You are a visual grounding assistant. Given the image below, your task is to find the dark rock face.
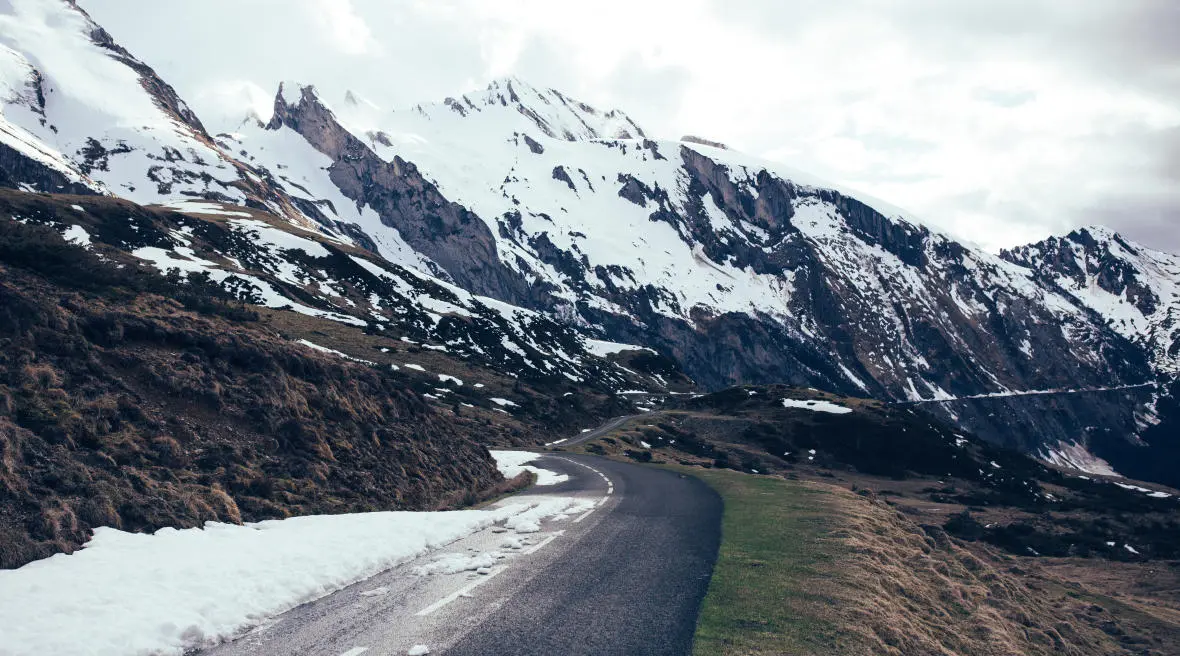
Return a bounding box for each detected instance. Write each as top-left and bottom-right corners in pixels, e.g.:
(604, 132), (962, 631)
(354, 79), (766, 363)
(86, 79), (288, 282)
(266, 85), (541, 305)
(522, 134), (545, 155)
(1089, 377), (1180, 488)
(552, 165), (577, 193)
(0, 142), (96, 196)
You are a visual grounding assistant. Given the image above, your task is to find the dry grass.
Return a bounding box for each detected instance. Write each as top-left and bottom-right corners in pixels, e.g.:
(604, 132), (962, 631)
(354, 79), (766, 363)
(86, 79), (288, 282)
(793, 480), (1179, 654)
(683, 466), (1180, 655)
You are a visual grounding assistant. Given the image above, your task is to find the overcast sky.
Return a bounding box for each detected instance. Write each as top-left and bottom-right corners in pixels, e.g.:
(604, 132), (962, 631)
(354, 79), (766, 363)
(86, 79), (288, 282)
(83, 0), (1180, 253)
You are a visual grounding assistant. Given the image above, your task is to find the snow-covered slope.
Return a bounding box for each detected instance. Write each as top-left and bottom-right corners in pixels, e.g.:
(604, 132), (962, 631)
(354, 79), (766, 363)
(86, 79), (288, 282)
(260, 78), (1142, 393)
(1003, 226), (1180, 375)
(0, 0), (348, 235)
(0, 0), (236, 200)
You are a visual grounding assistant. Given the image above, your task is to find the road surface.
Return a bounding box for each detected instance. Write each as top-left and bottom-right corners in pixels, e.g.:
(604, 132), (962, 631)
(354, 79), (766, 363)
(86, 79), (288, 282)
(551, 414), (643, 448)
(199, 452), (721, 656)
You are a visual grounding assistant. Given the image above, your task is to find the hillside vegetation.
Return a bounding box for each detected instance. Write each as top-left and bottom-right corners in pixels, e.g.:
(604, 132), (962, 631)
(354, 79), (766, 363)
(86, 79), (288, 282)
(0, 217), (504, 568)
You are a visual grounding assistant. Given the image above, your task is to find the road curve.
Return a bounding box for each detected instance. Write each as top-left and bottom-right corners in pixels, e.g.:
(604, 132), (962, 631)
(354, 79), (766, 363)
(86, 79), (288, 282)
(556, 414), (644, 448)
(199, 453), (721, 656)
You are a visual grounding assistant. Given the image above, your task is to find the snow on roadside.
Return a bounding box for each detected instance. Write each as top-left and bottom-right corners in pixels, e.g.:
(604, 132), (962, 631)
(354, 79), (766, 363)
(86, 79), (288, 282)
(0, 499), (575, 655)
(491, 450), (569, 486)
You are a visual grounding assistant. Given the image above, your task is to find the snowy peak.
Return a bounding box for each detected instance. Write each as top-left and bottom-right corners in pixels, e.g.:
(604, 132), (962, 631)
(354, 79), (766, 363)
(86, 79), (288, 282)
(435, 76), (646, 142)
(0, 0), (256, 204)
(272, 80), (327, 119)
(1003, 226), (1180, 373)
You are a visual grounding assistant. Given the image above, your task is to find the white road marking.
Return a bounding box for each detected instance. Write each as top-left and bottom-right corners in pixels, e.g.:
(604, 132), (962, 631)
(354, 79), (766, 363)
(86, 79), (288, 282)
(338, 648), (369, 656)
(548, 455), (616, 498)
(415, 566), (507, 616)
(523, 532), (561, 554)
(573, 506), (597, 523)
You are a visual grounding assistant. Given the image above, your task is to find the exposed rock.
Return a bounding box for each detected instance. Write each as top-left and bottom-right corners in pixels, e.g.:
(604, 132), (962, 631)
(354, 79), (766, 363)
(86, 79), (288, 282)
(0, 142), (96, 196)
(681, 135), (729, 150)
(266, 84), (539, 305)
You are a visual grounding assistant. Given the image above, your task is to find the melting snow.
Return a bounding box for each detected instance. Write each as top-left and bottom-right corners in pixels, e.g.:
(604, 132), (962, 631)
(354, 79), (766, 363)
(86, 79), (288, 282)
(490, 451), (568, 486)
(782, 398), (852, 414)
(62, 224), (91, 246)
(163, 200), (253, 217)
(0, 501), (574, 655)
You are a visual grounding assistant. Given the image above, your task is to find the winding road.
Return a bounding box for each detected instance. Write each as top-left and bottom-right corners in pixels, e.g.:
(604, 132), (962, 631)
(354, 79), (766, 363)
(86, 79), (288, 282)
(551, 414), (644, 448)
(199, 452), (722, 656)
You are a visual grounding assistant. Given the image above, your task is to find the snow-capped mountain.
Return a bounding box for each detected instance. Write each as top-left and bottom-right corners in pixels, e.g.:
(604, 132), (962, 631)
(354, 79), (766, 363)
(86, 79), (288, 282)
(1002, 226), (1180, 376)
(0, 0), (673, 397)
(0, 0), (1175, 485)
(245, 76), (1160, 459)
(0, 0), (349, 234)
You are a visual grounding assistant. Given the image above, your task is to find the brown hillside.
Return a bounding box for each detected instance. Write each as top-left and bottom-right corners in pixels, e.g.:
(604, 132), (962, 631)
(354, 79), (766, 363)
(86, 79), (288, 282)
(0, 218), (502, 568)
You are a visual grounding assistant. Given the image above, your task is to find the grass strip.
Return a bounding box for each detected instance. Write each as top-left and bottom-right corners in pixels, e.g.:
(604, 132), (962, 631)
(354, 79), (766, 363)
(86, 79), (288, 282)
(688, 469), (847, 655)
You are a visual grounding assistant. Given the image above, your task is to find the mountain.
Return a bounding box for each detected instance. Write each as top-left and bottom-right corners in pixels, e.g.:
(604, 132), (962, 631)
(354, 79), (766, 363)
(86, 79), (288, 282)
(1001, 225), (1180, 376)
(0, 0), (342, 232)
(0, 0), (1175, 489)
(247, 77), (1163, 471)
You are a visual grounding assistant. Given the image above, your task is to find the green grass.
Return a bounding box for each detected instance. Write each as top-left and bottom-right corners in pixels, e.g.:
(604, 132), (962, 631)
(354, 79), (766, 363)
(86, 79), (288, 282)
(687, 468), (847, 655)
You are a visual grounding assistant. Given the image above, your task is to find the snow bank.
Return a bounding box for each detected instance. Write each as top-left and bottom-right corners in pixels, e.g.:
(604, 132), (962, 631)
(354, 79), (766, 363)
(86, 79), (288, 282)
(0, 501), (567, 655)
(490, 450), (569, 486)
(782, 398), (853, 414)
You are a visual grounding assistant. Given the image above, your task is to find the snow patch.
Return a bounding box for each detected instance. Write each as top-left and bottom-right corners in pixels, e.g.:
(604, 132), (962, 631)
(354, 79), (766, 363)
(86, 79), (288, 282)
(782, 398), (852, 414)
(490, 450), (569, 486)
(62, 224), (91, 246)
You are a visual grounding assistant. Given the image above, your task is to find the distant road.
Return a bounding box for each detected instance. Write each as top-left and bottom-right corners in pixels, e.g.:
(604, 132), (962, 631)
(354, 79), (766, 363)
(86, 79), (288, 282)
(200, 453), (721, 656)
(898, 382), (1158, 405)
(552, 414), (644, 448)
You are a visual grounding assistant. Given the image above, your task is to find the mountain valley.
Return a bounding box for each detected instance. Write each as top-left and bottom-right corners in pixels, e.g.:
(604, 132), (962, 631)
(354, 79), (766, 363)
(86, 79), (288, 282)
(0, 2), (1178, 654)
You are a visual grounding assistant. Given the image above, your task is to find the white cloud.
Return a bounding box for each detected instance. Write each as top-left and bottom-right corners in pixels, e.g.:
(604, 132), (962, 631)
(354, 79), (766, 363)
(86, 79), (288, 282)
(307, 0), (376, 56)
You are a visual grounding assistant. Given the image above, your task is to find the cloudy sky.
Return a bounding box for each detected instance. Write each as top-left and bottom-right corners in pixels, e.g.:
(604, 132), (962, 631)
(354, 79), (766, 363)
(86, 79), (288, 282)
(83, 0), (1179, 253)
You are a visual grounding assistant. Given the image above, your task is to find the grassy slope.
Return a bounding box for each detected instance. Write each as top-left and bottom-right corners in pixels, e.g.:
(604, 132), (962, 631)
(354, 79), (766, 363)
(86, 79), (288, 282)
(689, 468), (852, 655)
(682, 464), (1180, 655)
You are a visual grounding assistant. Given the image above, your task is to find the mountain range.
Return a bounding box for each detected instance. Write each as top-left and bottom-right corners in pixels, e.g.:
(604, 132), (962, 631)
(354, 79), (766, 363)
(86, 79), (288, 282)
(1, 0), (1176, 488)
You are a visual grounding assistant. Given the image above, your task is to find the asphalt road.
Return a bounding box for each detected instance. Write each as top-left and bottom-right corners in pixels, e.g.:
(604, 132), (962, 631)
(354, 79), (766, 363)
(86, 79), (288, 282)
(199, 452), (721, 656)
(554, 414), (643, 448)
